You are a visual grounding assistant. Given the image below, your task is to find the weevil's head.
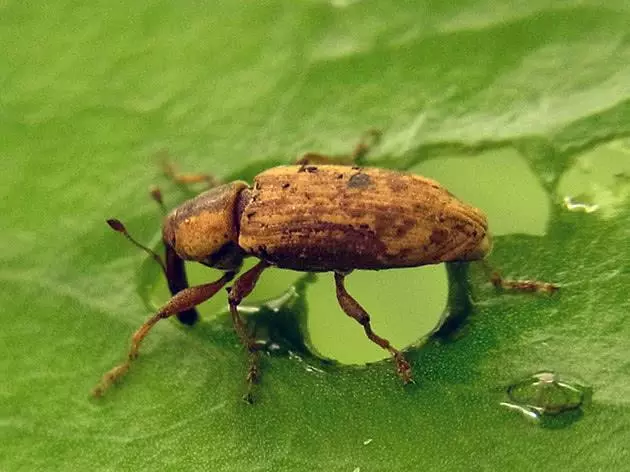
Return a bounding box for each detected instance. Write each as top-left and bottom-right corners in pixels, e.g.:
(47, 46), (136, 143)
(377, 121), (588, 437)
(163, 181), (249, 271)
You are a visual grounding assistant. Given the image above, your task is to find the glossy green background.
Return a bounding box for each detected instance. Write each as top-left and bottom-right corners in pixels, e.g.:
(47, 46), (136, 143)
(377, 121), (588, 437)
(2, 1), (630, 470)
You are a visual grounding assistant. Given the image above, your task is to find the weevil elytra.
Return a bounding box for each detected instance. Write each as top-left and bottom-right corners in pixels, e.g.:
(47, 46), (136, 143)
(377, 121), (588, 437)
(93, 131), (558, 402)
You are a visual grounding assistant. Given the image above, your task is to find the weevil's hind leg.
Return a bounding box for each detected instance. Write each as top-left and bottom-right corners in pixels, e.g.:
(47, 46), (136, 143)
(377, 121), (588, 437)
(296, 128), (382, 166)
(92, 271), (236, 398)
(481, 261), (560, 294)
(333, 271), (413, 384)
(226, 260), (271, 403)
(295, 152), (353, 166)
(351, 128), (382, 165)
(156, 150), (220, 190)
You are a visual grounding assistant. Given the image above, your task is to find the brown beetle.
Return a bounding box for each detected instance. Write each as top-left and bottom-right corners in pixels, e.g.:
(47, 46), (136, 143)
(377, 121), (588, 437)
(93, 133), (557, 401)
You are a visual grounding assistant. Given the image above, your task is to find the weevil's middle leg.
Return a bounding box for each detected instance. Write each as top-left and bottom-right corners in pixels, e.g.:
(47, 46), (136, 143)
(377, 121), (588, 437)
(296, 128), (382, 166)
(333, 271), (413, 384)
(157, 152), (219, 189)
(91, 271), (235, 398)
(351, 128), (382, 164)
(227, 260), (271, 403)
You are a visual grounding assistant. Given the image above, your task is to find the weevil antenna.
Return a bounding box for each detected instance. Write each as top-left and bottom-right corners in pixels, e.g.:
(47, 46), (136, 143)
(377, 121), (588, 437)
(149, 185), (167, 215)
(106, 219), (167, 276)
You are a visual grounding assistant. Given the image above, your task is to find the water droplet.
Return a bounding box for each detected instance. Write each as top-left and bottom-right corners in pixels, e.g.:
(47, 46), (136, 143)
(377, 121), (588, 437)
(557, 140), (630, 218)
(502, 371), (588, 424)
(289, 351), (326, 374)
(562, 196), (599, 214)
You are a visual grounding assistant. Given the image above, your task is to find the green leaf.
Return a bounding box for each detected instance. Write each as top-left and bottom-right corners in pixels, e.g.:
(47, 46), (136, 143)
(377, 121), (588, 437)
(2, 1), (630, 470)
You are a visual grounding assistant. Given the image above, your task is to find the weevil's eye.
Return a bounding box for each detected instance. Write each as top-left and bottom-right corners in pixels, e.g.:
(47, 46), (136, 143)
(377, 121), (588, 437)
(163, 218), (177, 249)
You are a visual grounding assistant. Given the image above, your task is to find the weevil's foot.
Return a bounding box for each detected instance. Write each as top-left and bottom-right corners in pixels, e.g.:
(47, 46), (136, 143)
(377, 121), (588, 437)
(91, 384), (106, 398)
(91, 362), (130, 398)
(246, 364), (260, 385)
(241, 351), (261, 404)
(242, 392), (255, 405)
(394, 353), (413, 385)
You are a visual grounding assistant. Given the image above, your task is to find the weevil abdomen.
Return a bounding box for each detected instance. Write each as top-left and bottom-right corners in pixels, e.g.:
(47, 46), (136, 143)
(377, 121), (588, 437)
(238, 165), (490, 271)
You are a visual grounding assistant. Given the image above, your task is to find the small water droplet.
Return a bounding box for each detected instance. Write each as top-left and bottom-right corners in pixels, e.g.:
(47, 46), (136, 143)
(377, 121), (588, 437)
(557, 140), (630, 219)
(563, 196), (599, 214)
(289, 351), (326, 374)
(502, 371), (588, 424)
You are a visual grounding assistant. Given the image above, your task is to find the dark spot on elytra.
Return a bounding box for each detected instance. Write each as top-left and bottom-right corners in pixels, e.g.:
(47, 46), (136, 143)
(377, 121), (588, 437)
(374, 212), (397, 237)
(282, 182), (290, 189)
(336, 173), (344, 179)
(347, 173), (372, 189)
(430, 228), (449, 245)
(373, 211), (415, 239)
(393, 217), (415, 238)
(388, 178), (409, 193)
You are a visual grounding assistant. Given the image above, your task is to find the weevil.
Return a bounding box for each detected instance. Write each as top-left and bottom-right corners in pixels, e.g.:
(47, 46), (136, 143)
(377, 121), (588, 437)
(93, 131), (558, 401)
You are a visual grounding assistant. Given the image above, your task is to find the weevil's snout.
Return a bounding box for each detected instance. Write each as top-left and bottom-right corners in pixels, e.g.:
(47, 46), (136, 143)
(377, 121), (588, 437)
(161, 182), (249, 269)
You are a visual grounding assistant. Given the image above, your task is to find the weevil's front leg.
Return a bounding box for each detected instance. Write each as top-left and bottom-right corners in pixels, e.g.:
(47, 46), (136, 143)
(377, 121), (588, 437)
(482, 262), (560, 294)
(296, 129), (382, 166)
(92, 271), (235, 398)
(226, 260), (271, 403)
(333, 271), (413, 384)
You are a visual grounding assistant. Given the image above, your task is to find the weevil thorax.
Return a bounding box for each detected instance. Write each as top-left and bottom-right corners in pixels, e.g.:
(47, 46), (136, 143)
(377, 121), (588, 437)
(162, 181), (249, 270)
